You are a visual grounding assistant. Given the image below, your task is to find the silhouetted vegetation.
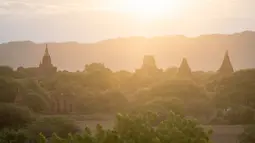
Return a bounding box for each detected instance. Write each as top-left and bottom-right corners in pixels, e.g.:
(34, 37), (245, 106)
(0, 45), (255, 143)
(0, 103), (34, 129)
(1, 53), (255, 124)
(239, 125), (255, 143)
(0, 112), (212, 143)
(25, 117), (80, 140)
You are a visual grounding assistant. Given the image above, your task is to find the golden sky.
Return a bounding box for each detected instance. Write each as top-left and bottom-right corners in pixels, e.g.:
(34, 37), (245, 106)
(0, 0), (254, 42)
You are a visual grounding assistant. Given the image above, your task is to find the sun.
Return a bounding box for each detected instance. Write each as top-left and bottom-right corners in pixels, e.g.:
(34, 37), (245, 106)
(124, 0), (179, 19)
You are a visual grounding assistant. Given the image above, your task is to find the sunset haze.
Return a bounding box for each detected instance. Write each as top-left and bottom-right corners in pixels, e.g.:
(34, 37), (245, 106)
(0, 0), (254, 42)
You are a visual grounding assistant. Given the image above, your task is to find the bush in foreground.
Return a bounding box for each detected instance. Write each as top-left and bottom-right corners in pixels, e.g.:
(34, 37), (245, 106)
(25, 117), (80, 140)
(225, 106), (255, 125)
(239, 125), (255, 143)
(0, 129), (27, 143)
(37, 111), (212, 143)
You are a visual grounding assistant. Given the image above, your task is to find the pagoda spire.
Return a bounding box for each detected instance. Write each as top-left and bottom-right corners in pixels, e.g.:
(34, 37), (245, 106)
(218, 50), (234, 75)
(44, 44), (50, 56)
(177, 58), (192, 78)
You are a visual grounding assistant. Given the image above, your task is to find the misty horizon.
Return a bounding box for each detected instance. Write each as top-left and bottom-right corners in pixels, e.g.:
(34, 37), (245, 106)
(2, 30), (255, 44)
(1, 31), (255, 72)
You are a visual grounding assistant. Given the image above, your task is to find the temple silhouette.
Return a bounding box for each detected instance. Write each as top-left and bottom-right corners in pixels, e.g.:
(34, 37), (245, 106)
(218, 51), (234, 75)
(38, 44), (57, 75)
(137, 50), (234, 79)
(17, 46), (234, 79)
(17, 44), (57, 76)
(177, 58), (192, 78)
(15, 48), (235, 113)
(135, 55), (162, 77)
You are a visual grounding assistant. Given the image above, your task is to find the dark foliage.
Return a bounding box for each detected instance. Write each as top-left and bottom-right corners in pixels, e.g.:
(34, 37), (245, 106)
(224, 106), (255, 125)
(0, 77), (18, 103)
(0, 104), (34, 129)
(25, 117), (80, 140)
(0, 129), (27, 143)
(0, 66), (14, 76)
(239, 125), (255, 143)
(214, 69), (255, 108)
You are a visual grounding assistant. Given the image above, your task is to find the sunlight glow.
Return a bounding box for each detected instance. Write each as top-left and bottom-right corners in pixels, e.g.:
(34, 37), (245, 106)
(123, 0), (181, 19)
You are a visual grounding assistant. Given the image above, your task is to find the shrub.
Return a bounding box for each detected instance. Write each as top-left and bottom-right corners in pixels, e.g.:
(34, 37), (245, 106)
(0, 77), (18, 103)
(239, 125), (255, 143)
(114, 111), (212, 143)
(214, 69), (255, 108)
(0, 129), (27, 143)
(21, 92), (49, 112)
(150, 79), (207, 100)
(0, 66), (13, 76)
(37, 111), (212, 143)
(17, 78), (51, 112)
(25, 117), (80, 140)
(224, 106), (255, 125)
(101, 89), (128, 111)
(0, 103), (34, 129)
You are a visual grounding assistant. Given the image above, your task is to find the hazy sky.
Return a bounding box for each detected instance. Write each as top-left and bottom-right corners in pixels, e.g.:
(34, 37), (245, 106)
(0, 0), (254, 43)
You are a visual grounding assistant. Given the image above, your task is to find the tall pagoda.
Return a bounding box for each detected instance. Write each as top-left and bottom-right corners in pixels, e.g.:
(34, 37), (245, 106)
(38, 44), (57, 74)
(176, 58), (192, 78)
(141, 55), (157, 70)
(218, 50), (234, 75)
(135, 55), (161, 76)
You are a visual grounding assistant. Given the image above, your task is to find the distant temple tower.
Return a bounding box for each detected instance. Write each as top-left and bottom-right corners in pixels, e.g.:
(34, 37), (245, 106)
(39, 44), (57, 75)
(218, 50), (234, 75)
(142, 55), (157, 70)
(176, 58), (192, 78)
(135, 55), (161, 76)
(40, 45), (52, 68)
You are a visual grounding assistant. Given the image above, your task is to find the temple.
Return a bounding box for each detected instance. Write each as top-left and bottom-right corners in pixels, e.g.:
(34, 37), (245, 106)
(218, 50), (234, 75)
(38, 44), (57, 75)
(135, 55), (162, 76)
(176, 58), (192, 78)
(17, 44), (57, 76)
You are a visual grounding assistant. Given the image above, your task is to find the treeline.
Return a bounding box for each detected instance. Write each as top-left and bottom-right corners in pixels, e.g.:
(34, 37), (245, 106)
(1, 63), (255, 142)
(1, 63), (255, 124)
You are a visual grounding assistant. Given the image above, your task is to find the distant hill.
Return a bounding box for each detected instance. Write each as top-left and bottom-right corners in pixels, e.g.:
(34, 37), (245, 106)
(0, 31), (255, 72)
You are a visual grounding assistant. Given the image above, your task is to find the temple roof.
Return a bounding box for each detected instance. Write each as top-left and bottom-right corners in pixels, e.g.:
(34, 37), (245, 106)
(218, 50), (234, 75)
(142, 55), (156, 68)
(177, 58), (192, 77)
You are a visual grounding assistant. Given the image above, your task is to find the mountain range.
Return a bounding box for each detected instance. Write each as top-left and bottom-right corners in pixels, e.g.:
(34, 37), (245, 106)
(0, 31), (255, 72)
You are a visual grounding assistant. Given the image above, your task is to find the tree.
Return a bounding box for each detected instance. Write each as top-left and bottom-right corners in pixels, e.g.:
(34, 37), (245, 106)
(84, 63), (111, 74)
(223, 106), (255, 124)
(113, 70), (132, 90)
(20, 92), (49, 112)
(0, 66), (13, 76)
(25, 117), (80, 140)
(214, 69), (255, 108)
(239, 125), (255, 143)
(150, 79), (207, 101)
(37, 111), (213, 143)
(0, 77), (18, 103)
(0, 103), (34, 129)
(83, 63), (115, 90)
(15, 78), (51, 112)
(101, 89), (128, 111)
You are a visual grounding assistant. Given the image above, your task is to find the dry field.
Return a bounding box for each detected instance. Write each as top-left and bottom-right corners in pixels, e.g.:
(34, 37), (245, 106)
(41, 114), (244, 143)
